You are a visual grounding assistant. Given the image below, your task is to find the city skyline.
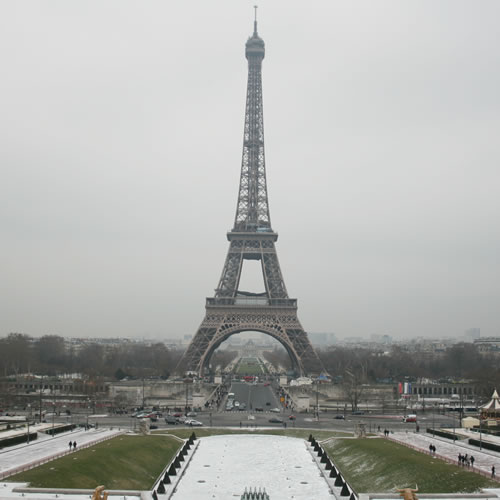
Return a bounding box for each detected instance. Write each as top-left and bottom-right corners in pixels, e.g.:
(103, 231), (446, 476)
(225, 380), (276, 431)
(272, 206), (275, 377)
(1, 2), (499, 340)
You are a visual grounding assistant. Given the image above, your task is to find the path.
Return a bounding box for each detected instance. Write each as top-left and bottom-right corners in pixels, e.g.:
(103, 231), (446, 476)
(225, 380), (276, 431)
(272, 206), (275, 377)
(389, 430), (500, 479)
(0, 428), (123, 479)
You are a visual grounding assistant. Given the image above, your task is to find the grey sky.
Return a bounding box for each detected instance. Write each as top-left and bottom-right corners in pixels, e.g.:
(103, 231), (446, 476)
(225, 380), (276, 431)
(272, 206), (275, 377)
(1, 1), (499, 341)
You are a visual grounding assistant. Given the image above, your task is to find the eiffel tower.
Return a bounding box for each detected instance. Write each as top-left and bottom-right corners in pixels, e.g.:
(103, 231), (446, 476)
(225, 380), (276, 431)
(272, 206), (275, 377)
(177, 13), (323, 377)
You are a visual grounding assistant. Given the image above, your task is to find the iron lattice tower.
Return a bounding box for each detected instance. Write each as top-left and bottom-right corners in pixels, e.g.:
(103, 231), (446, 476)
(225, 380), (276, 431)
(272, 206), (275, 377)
(177, 15), (323, 376)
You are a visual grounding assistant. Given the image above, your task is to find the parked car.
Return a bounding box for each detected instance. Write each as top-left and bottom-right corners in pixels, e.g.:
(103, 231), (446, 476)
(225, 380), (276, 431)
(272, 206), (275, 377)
(187, 411), (198, 417)
(255, 407), (264, 412)
(165, 415), (178, 425)
(352, 410), (364, 415)
(268, 417), (283, 424)
(269, 408), (281, 413)
(334, 415), (345, 420)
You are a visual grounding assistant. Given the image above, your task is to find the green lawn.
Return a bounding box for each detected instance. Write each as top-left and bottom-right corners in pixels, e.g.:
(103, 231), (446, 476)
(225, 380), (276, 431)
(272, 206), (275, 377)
(235, 358), (263, 375)
(324, 437), (498, 493)
(8, 435), (181, 490)
(156, 428), (350, 440)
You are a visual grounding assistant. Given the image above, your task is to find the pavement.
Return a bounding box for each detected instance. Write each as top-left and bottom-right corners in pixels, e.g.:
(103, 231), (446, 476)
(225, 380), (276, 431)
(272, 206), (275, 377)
(0, 427), (123, 479)
(389, 429), (500, 478)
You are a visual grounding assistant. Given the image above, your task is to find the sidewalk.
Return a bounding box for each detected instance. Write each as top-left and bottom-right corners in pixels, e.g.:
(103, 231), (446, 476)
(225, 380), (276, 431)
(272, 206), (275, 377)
(389, 431), (500, 480)
(0, 428), (123, 479)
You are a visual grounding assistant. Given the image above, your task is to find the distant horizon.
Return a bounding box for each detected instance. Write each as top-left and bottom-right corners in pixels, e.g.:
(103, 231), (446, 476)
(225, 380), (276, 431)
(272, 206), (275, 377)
(0, 329), (486, 342)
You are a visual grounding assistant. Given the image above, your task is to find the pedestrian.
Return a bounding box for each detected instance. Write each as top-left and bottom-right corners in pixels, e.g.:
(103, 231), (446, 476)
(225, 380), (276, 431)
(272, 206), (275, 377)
(429, 444), (433, 455)
(458, 453), (462, 465)
(492, 466), (495, 478)
(69, 441), (73, 451)
(470, 456), (475, 468)
(73, 441), (77, 450)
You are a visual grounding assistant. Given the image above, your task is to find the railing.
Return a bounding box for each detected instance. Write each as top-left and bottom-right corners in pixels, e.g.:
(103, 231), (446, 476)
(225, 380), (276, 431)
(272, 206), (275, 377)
(206, 297), (297, 308)
(0, 430), (125, 480)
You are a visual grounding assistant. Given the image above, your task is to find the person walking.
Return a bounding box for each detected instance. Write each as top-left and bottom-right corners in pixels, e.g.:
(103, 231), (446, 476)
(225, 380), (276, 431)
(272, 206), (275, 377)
(73, 441), (77, 451)
(68, 441), (73, 451)
(492, 466), (495, 478)
(470, 456), (475, 468)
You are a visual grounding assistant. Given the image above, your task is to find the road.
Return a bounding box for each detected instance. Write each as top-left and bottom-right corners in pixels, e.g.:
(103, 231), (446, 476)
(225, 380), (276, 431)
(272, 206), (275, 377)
(229, 381), (280, 411)
(46, 376), (460, 432)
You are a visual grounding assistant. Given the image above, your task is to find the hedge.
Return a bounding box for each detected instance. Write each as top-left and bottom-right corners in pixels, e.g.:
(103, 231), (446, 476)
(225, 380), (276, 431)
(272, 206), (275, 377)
(426, 428), (459, 441)
(45, 424), (77, 436)
(469, 438), (500, 453)
(0, 431), (38, 449)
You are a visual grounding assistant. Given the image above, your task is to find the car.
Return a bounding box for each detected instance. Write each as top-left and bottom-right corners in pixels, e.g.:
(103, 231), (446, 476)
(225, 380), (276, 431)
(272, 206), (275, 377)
(255, 407), (264, 412)
(240, 403), (247, 410)
(265, 402), (271, 406)
(403, 414), (417, 423)
(264, 382), (270, 386)
(268, 417), (283, 424)
(289, 415), (296, 420)
(165, 415), (178, 425)
(234, 401), (240, 408)
(188, 419), (203, 426)
(150, 424), (158, 430)
(187, 411), (198, 417)
(352, 411), (364, 415)
(269, 408), (281, 413)
(334, 415), (345, 420)
(172, 412), (183, 418)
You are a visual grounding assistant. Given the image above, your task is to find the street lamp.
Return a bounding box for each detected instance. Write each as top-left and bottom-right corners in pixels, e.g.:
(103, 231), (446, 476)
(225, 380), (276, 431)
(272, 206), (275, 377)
(26, 403), (31, 444)
(479, 416), (483, 450)
(432, 403), (435, 437)
(315, 379), (319, 422)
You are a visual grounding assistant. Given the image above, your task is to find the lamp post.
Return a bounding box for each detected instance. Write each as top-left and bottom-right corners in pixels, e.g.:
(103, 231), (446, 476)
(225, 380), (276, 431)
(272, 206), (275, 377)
(479, 416), (483, 450)
(86, 398), (90, 430)
(315, 379), (319, 422)
(38, 377), (43, 423)
(51, 401), (55, 437)
(26, 403), (31, 444)
(432, 403), (435, 437)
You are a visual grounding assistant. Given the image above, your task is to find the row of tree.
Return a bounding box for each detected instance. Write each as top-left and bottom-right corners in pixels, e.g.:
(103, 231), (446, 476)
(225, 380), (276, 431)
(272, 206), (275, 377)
(263, 342), (499, 393)
(0, 333), (240, 381)
(2, 333), (498, 392)
(0, 333), (180, 380)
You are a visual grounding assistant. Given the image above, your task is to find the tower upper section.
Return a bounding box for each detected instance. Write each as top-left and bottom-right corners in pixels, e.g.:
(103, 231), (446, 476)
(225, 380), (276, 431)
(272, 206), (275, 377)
(233, 16), (271, 233)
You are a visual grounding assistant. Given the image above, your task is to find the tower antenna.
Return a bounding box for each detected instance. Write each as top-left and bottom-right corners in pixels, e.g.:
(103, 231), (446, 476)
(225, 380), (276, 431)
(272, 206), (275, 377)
(254, 5), (258, 35)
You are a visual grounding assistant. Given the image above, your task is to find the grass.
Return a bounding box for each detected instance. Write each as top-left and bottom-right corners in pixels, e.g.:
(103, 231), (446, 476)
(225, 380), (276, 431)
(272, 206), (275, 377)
(323, 437), (498, 493)
(8, 435), (181, 490)
(235, 359), (263, 375)
(156, 428), (350, 440)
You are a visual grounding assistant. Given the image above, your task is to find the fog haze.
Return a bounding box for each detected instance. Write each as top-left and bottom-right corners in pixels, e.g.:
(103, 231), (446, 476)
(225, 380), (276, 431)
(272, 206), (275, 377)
(1, 1), (499, 340)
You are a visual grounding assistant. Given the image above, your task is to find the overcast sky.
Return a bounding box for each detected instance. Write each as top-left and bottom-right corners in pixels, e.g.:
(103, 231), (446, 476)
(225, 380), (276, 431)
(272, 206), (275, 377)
(1, 1), (499, 342)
